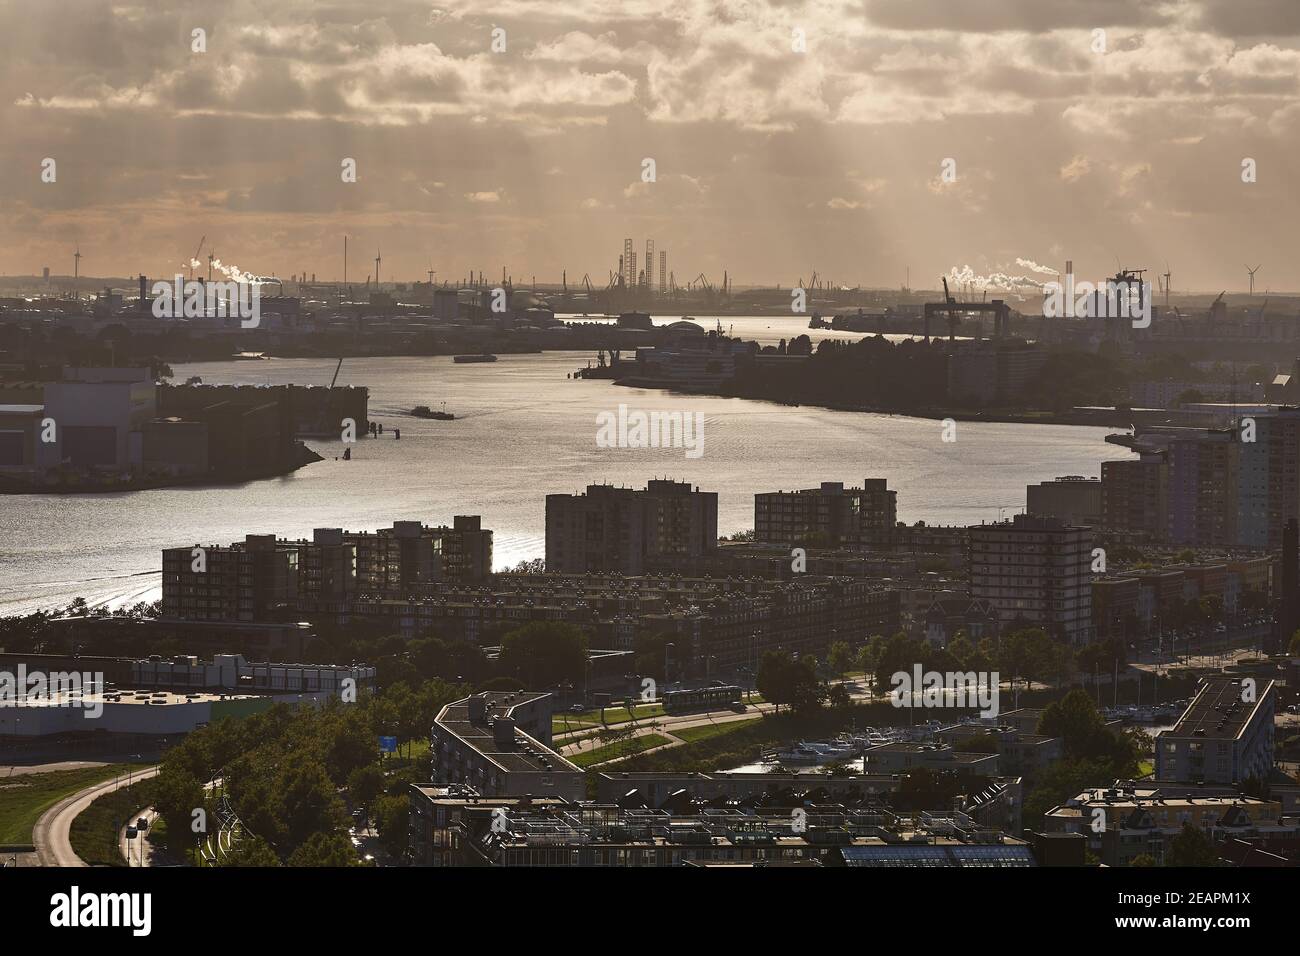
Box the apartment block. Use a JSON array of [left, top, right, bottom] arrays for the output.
[[1155, 677, 1275, 785], [754, 478, 897, 549], [1026, 476, 1102, 526], [1100, 455, 1167, 538], [1166, 430, 1238, 546], [545, 480, 717, 574], [429, 692, 585, 801], [1044, 784, 1297, 867], [163, 516, 493, 621], [162, 533, 300, 621], [968, 514, 1094, 642]]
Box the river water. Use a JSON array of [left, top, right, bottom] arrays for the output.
[[0, 318, 1128, 615]]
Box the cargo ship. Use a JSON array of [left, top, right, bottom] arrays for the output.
[[453, 353, 497, 363]]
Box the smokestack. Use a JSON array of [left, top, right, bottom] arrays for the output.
[[138, 274, 147, 312]]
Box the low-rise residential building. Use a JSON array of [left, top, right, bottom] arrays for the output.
[[430, 692, 585, 802], [406, 794, 1031, 867], [862, 742, 1000, 776], [1044, 784, 1299, 866], [1154, 677, 1275, 785]]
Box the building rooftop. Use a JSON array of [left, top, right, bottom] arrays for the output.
[[832, 844, 1037, 867], [1164, 677, 1273, 741], [5, 687, 258, 708], [436, 692, 581, 775]]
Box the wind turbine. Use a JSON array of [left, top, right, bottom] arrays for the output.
[[1246, 263, 1261, 297]]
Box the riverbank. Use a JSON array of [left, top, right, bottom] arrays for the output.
[[0, 443, 323, 496], [609, 376, 1138, 429]]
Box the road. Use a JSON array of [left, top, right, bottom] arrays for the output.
[[120, 807, 159, 867], [33, 765, 160, 867]]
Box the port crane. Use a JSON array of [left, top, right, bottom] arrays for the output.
[[190, 236, 205, 281]]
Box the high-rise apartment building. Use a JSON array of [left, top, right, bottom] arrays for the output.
[[162, 533, 300, 621], [1166, 429, 1238, 546], [754, 478, 897, 549], [968, 514, 1094, 642], [1101, 455, 1167, 538], [1235, 408, 1300, 549], [163, 517, 493, 621], [545, 480, 718, 574], [1025, 476, 1102, 526]]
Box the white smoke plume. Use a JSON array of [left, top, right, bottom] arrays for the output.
[[184, 256, 269, 286], [945, 264, 1045, 292], [1015, 258, 1059, 276]]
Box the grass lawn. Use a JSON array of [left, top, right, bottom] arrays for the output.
[[571, 734, 673, 768], [68, 779, 158, 867], [552, 718, 602, 735], [384, 739, 430, 766], [672, 719, 763, 744], [558, 730, 605, 750], [0, 763, 139, 847], [554, 702, 666, 734]]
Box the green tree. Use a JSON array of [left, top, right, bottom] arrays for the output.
[[374, 794, 410, 858], [221, 834, 281, 867], [1165, 823, 1220, 867], [498, 621, 588, 687], [347, 764, 385, 813], [827, 641, 854, 678], [756, 650, 822, 714], [286, 832, 357, 867]]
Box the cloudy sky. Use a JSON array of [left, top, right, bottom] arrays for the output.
[[1, 0, 1299, 292]]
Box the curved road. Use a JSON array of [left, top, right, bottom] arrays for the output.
[[33, 766, 160, 867]]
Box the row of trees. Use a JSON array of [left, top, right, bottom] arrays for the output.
[[152, 677, 465, 866], [824, 628, 1113, 698]]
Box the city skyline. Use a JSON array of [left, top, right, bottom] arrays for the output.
[[3, 0, 1300, 902]]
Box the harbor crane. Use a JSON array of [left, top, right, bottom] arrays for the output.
[[190, 235, 205, 280]]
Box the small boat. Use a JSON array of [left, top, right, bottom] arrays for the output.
[[453, 353, 497, 363], [411, 404, 455, 420]]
